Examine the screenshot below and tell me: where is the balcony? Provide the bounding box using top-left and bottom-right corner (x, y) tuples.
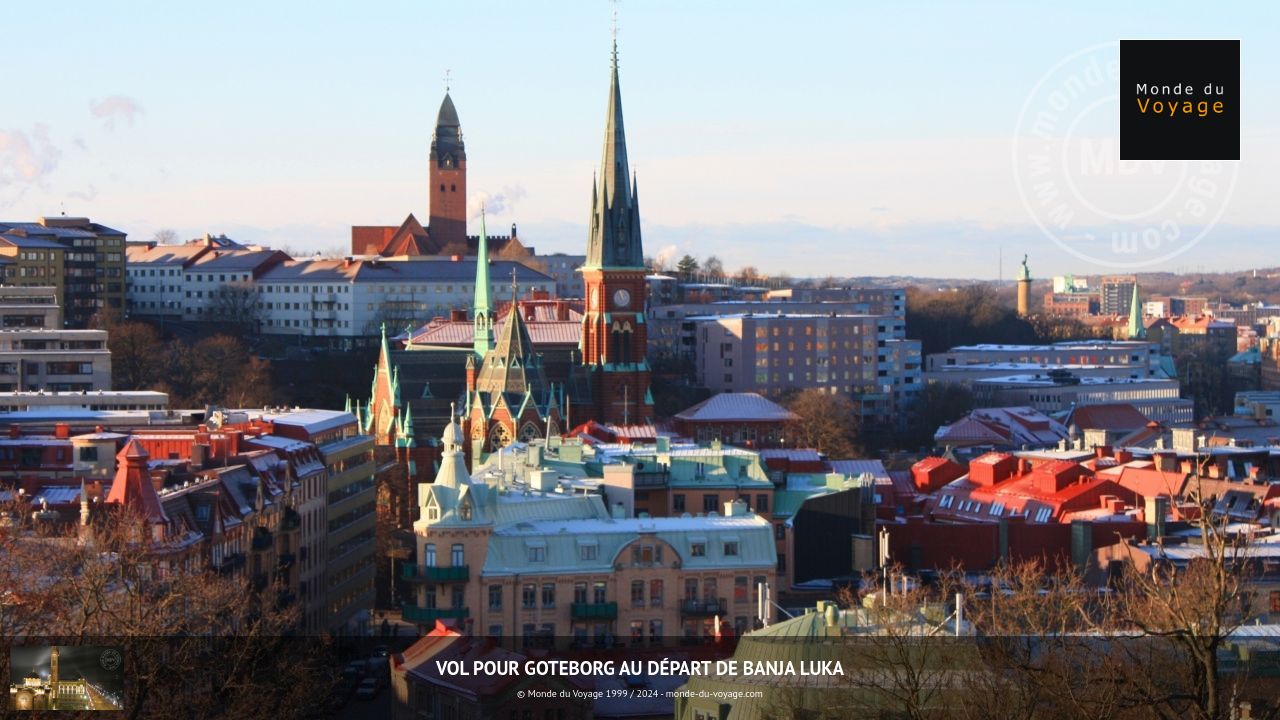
(633, 471), (669, 488)
(401, 564), (469, 583)
(401, 603), (469, 624)
(680, 598), (728, 617)
(570, 602), (618, 620)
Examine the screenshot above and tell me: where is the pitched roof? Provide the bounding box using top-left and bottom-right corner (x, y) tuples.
(674, 393), (798, 423)
(1068, 403), (1152, 433)
(104, 438), (168, 523)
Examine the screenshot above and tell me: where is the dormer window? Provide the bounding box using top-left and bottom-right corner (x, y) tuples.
(427, 505), (440, 521)
(459, 499), (472, 521)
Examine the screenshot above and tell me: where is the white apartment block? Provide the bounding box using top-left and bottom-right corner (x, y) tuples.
(256, 257), (555, 345)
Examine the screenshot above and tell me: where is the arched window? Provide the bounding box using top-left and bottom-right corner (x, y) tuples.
(490, 423), (512, 451)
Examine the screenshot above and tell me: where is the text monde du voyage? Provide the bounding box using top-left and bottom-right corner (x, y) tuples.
(1134, 83), (1228, 118)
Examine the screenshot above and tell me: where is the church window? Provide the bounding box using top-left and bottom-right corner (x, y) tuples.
(520, 423), (540, 443)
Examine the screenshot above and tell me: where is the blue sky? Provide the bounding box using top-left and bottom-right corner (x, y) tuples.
(2, 1), (1275, 278)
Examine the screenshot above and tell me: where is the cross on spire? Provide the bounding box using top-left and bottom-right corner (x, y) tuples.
(611, 0), (622, 66)
(444, 68), (452, 92)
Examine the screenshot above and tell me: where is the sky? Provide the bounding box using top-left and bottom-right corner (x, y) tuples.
(2, 1), (1276, 279)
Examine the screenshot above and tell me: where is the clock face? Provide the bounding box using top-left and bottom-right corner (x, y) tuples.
(613, 288), (631, 308)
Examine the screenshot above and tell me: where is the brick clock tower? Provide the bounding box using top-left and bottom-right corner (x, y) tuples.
(429, 92), (467, 248)
(580, 41), (653, 426)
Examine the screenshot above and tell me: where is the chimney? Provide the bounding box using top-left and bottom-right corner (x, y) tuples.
(191, 443), (209, 469)
(611, 502), (626, 519)
(724, 498), (749, 517)
(226, 429), (243, 455)
(1114, 449), (1133, 464)
(54, 423), (70, 440)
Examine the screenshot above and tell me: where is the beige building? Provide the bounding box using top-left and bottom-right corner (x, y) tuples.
(0, 328), (110, 392)
(0, 237), (66, 309)
(0, 286), (61, 329)
(408, 418), (778, 645)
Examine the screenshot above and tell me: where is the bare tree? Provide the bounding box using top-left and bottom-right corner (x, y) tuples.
(205, 282), (263, 335)
(0, 507), (336, 720)
(108, 321), (162, 390)
(782, 388), (861, 457)
(151, 228), (179, 245)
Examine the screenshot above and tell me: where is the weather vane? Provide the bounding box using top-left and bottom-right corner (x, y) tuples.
(444, 68), (452, 92)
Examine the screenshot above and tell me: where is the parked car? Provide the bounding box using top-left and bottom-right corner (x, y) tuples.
(355, 678), (379, 701)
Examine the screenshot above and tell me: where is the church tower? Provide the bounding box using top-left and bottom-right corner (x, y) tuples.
(580, 40), (653, 425)
(472, 211), (494, 358)
(429, 92), (467, 249)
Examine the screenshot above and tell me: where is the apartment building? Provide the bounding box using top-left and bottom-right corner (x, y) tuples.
(0, 328), (110, 392)
(407, 420), (778, 646)
(0, 217), (126, 328)
(686, 312), (921, 428)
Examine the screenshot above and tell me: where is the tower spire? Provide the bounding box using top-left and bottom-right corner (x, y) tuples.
(585, 37), (644, 269)
(1127, 281), (1145, 339)
(473, 209), (493, 357)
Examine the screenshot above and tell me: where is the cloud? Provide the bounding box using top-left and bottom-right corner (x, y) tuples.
(468, 184), (527, 220)
(0, 124), (61, 205)
(68, 184), (97, 202)
(89, 95), (144, 130)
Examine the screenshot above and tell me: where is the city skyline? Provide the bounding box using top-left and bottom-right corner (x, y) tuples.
(2, 1), (1275, 278)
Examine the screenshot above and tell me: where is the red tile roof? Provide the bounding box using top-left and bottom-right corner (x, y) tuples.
(1068, 403), (1152, 432)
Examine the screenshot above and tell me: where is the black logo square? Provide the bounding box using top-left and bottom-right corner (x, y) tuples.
(1120, 40), (1239, 160)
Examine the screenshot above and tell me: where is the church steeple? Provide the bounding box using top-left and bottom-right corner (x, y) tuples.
(577, 38), (653, 426)
(585, 40), (644, 270)
(429, 91), (467, 248)
(1127, 282), (1146, 339)
(473, 210), (494, 357)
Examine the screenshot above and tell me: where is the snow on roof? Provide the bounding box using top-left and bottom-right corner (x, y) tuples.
(674, 393), (798, 423)
(494, 513), (769, 537)
(259, 409), (355, 435)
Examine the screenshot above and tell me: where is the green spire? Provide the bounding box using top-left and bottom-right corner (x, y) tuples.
(473, 210), (494, 358)
(1127, 282), (1145, 339)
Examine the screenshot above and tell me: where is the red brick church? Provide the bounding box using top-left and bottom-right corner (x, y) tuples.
(349, 92), (534, 261)
(364, 40), (654, 470)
